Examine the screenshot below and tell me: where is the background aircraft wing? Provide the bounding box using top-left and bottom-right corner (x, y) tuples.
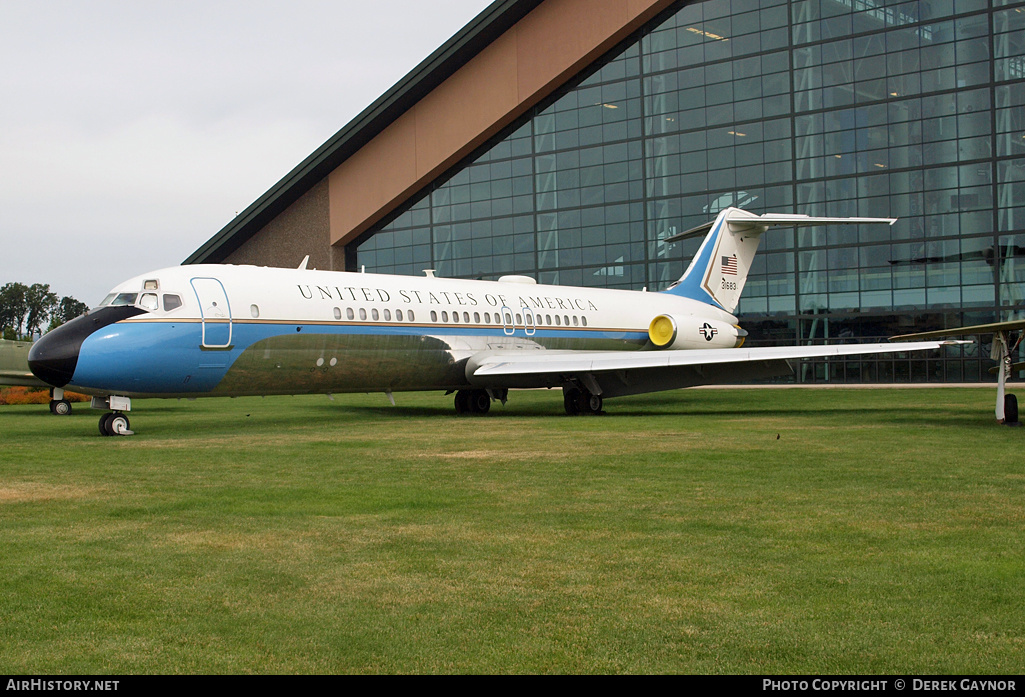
(891, 320), (1025, 341)
(0, 371), (50, 388)
(890, 321), (1025, 424)
(467, 340), (959, 398)
(0, 339), (49, 387)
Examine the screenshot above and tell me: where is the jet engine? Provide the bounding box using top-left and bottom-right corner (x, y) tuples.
(648, 314), (746, 350)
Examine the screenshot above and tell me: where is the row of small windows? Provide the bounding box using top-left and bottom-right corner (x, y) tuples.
(427, 310), (589, 328)
(328, 305), (590, 328)
(335, 307), (416, 323)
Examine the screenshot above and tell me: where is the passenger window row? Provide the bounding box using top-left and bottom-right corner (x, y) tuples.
(331, 306), (589, 328)
(334, 307), (416, 322)
(428, 310), (588, 327)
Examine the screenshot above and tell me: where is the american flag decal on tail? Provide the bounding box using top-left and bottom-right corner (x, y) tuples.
(721, 255), (738, 275)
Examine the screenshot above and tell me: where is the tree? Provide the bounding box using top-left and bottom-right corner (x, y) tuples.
(1, 282), (88, 339)
(24, 283), (59, 338)
(49, 296), (90, 329)
(0, 282), (29, 338)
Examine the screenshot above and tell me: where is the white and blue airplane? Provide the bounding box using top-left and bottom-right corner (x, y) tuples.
(28, 207), (955, 435)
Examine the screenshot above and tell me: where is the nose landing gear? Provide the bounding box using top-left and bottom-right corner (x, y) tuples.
(48, 388), (72, 416)
(49, 399), (72, 415)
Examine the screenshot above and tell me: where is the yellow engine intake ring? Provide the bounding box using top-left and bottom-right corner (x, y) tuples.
(648, 314), (678, 348)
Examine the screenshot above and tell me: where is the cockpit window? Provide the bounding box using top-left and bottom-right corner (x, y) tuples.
(139, 293), (159, 311)
(98, 291), (181, 312)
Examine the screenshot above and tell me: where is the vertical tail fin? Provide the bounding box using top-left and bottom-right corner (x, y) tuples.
(663, 207), (895, 314)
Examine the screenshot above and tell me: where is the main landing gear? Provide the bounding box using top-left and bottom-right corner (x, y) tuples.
(454, 388), (491, 415)
(563, 386), (603, 416)
(1004, 393), (1019, 426)
(993, 330), (1022, 426)
(451, 387), (604, 416)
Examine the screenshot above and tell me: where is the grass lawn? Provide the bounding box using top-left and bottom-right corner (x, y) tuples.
(0, 387), (1022, 674)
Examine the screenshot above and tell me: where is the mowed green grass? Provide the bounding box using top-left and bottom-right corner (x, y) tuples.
(1, 387), (1023, 674)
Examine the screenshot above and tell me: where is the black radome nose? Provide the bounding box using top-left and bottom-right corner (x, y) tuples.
(28, 325), (82, 388)
(27, 305), (148, 388)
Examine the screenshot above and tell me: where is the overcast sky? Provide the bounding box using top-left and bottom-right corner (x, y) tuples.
(0, 0), (492, 305)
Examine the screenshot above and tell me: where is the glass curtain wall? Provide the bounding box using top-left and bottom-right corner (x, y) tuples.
(355, 0), (1025, 382)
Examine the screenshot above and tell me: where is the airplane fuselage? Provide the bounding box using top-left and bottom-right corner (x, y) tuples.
(31, 264), (743, 400)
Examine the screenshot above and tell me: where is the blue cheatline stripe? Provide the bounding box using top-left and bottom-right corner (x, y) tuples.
(661, 217), (725, 310)
(127, 317), (649, 340)
(71, 320), (650, 395)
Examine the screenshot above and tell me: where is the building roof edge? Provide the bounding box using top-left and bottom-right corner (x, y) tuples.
(184, 0), (543, 264)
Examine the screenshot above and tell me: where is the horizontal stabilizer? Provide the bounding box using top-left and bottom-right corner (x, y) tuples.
(664, 221), (714, 243)
(665, 209), (896, 243)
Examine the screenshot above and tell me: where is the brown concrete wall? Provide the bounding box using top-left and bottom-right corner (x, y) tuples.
(327, 0), (676, 248)
(223, 180), (332, 269)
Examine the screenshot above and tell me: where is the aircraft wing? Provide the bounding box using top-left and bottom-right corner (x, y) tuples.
(891, 320), (1025, 341)
(467, 340), (960, 398)
(0, 370), (49, 388)
(0, 340), (48, 387)
(990, 362), (1025, 375)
